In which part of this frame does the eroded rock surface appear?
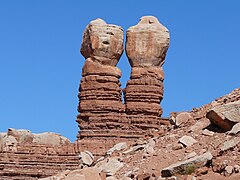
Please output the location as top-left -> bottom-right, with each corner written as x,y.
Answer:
77,17 -> 170,154
124,16 -> 170,134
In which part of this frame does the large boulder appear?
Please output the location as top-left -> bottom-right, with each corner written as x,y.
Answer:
206,100 -> 240,130
80,18 -> 124,66
126,16 -> 170,67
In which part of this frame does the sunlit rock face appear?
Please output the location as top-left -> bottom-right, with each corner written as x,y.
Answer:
77,19 -> 125,144
77,17 -> 171,154
124,16 -> 170,117
126,16 -> 170,67
80,18 -> 124,66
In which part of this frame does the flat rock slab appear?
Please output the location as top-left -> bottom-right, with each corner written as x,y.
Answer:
179,135 -> 197,147
229,123 -> 240,135
161,152 -> 213,177
220,137 -> 240,151
206,100 -> 240,130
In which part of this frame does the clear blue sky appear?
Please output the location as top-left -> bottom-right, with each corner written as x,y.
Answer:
0,1 -> 239,141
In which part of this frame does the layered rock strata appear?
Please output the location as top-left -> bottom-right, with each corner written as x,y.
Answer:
0,129 -> 81,180
76,17 -> 170,152
124,16 -> 170,132
76,19 -> 126,142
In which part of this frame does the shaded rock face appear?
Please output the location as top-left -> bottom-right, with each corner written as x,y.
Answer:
206,100 -> 240,130
77,17 -> 170,152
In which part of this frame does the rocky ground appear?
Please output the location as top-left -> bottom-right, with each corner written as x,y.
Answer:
40,89 -> 240,180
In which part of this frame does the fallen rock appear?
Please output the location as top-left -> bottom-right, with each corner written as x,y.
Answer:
202,129 -> 214,136
220,137 -> 240,151
179,136 -> 197,147
189,118 -> 210,132
107,142 -> 128,155
206,100 -> 240,130
175,112 -> 193,127
161,152 -> 213,177
225,165 -> 234,176
65,167 -> 101,180
96,157 -> 124,176
228,123 -> 240,135
79,151 -> 94,166
184,152 -> 197,160
123,144 -> 145,155
172,143 -> 183,150
234,165 -> 240,173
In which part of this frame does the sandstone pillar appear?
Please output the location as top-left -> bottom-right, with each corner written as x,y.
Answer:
77,19 -> 124,142
124,16 -> 170,134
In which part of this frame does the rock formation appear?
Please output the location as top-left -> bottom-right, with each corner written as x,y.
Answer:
76,17 -> 170,154
76,19 -> 126,154
124,16 -> 170,132
0,129 -> 81,179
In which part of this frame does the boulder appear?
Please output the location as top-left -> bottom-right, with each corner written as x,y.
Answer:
220,137 -> 240,151
80,18 -> 124,66
96,157 -> 124,176
161,152 -> 213,177
126,16 -> 169,67
179,135 -> 197,147
1,135 -> 17,152
175,112 -> 193,127
228,122 -> 240,135
32,132 -> 70,146
206,100 -> 240,130
107,142 -> 128,155
7,128 -> 33,143
79,151 -> 94,166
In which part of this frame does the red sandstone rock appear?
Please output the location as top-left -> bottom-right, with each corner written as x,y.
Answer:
80,18 -> 124,66
126,16 -> 170,68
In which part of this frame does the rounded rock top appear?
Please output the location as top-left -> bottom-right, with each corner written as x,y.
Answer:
126,16 -> 170,68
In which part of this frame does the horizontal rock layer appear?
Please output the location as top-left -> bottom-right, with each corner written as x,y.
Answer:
0,143 -> 81,180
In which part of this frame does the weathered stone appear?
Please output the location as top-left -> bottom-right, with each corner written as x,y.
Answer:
220,137 -> 240,151
225,165 -> 234,176
7,128 -> 33,143
184,152 -> 197,160
124,16 -> 169,130
161,152 -> 213,177
79,151 -> 94,166
175,112 -> 193,127
80,18 -> 124,66
202,129 -> 214,136
229,123 -> 240,135
65,167 -> 101,180
234,165 -> 240,173
126,16 -> 169,67
96,157 -> 124,176
189,118 -> 210,132
179,136 -> 197,147
107,142 -> 128,155
206,100 -> 240,130
33,132 -> 70,146
172,143 -> 184,150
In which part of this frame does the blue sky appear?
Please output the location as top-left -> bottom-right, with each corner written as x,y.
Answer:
0,1 -> 239,141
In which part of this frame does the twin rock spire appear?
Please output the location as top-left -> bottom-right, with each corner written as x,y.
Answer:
77,16 -> 170,153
